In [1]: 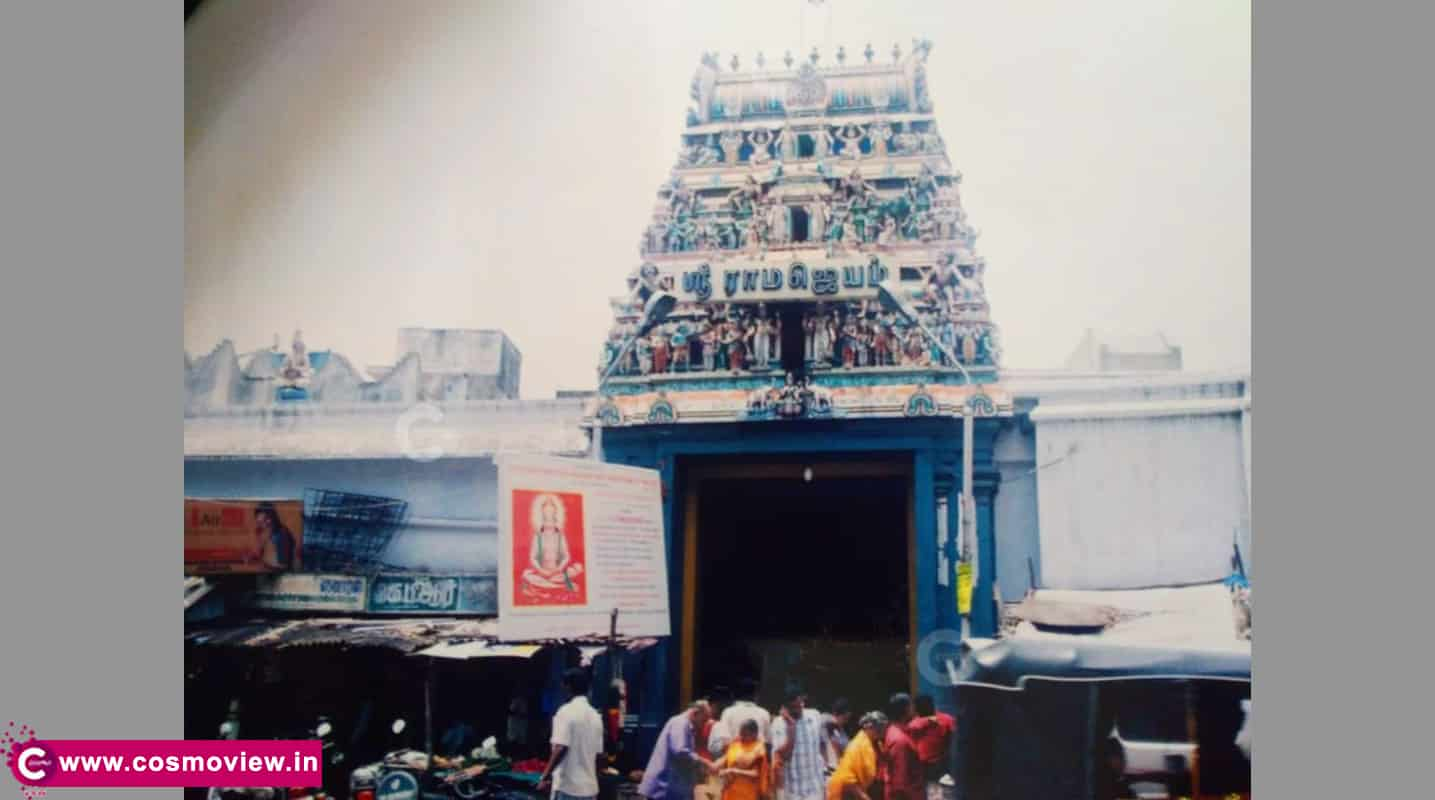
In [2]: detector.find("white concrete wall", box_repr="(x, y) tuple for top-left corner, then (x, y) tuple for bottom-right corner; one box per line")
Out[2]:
(1032, 411), (1248, 589)
(993, 420), (1041, 600)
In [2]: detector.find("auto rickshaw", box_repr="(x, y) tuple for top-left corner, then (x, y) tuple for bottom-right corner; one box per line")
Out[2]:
(949, 636), (1252, 800)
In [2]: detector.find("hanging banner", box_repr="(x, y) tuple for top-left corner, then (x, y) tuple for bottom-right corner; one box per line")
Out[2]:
(496, 455), (670, 641)
(366, 574), (497, 615)
(249, 574), (368, 613)
(184, 498), (304, 575)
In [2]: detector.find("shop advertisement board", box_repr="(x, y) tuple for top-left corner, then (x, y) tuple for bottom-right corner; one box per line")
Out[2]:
(248, 574), (368, 613)
(184, 498), (304, 575)
(496, 455), (670, 641)
(366, 573), (497, 615)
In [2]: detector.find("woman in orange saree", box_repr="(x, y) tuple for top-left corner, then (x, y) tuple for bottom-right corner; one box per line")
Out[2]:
(720, 720), (770, 800)
(826, 712), (887, 800)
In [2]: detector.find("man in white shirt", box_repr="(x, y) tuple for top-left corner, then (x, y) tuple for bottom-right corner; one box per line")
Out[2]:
(708, 678), (772, 757)
(539, 668), (606, 800)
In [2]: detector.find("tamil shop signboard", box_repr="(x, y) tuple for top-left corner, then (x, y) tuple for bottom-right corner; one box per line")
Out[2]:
(248, 574), (368, 613)
(366, 574), (497, 615)
(184, 498), (304, 575)
(496, 455), (670, 641)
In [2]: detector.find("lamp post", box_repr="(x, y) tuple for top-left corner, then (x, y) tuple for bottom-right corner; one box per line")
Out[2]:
(875, 280), (979, 630)
(591, 289), (678, 461)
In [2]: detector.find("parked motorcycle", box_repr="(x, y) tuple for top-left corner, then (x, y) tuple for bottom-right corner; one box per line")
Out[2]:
(350, 721), (537, 800)
(286, 717), (345, 800)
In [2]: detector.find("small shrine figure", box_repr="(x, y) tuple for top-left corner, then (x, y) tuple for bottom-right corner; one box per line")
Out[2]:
(910, 162), (940, 211)
(744, 317), (763, 370)
(671, 324), (690, 372)
(751, 306), (772, 369)
(764, 197), (790, 245)
(722, 322), (746, 372)
(775, 124), (799, 162)
(855, 321), (872, 367)
(826, 311), (841, 366)
(700, 321), (718, 372)
(932, 198), (962, 240)
(720, 128), (744, 163)
(279, 329), (311, 386)
(915, 210), (938, 243)
(961, 328), (979, 365)
(748, 128), (774, 165)
(668, 177), (697, 217)
(840, 318), (859, 368)
(877, 214), (899, 249)
(874, 318), (894, 366)
(743, 218), (765, 255)
(939, 320), (958, 366)
(808, 195), (830, 246)
(728, 174), (764, 219)
(868, 120), (894, 157)
(635, 333), (654, 375)
(651, 326), (671, 374)
(836, 123), (866, 160)
(776, 372), (804, 418)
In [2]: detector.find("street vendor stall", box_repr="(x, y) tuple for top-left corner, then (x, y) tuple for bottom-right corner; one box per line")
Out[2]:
(185, 616), (656, 799)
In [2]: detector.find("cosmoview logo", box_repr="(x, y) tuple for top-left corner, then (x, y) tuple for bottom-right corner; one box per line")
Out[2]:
(14, 746), (53, 784)
(3, 722), (52, 799)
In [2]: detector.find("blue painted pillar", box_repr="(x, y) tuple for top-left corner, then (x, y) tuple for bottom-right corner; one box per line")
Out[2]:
(969, 485), (999, 637)
(913, 450), (941, 700)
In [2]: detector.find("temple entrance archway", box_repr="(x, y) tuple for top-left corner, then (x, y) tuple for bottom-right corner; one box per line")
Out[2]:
(680, 456), (914, 714)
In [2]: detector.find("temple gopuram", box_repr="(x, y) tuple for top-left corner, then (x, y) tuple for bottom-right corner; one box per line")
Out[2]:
(593, 40), (1009, 426)
(589, 41), (1016, 717)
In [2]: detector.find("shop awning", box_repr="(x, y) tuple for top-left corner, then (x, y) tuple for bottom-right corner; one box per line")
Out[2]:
(415, 641), (543, 660)
(185, 616), (660, 656)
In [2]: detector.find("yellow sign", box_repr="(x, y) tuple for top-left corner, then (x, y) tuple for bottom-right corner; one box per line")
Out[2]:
(956, 561), (973, 615)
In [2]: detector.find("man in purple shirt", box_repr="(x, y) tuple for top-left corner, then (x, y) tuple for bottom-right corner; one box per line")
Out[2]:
(639, 701), (714, 800)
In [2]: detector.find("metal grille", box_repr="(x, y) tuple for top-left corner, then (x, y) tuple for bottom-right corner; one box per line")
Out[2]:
(301, 488), (409, 573)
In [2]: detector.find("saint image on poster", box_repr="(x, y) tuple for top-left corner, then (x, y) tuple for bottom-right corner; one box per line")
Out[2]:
(513, 490), (587, 606)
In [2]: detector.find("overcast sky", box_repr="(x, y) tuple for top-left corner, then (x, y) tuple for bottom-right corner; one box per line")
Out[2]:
(185, 0), (1249, 398)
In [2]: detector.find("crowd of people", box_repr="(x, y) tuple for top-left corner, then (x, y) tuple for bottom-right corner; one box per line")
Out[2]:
(636, 679), (955, 800)
(527, 669), (956, 800)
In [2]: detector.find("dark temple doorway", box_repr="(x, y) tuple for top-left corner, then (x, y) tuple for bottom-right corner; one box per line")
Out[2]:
(691, 467), (911, 716)
(778, 307), (805, 375)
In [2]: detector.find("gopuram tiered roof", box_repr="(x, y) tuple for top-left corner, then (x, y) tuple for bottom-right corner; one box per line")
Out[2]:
(593, 41), (1013, 426)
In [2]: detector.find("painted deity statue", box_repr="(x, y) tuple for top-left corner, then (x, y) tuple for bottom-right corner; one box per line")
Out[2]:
(877, 214), (899, 248)
(671, 324), (690, 372)
(279, 329), (311, 386)
(719, 128), (744, 164)
(868, 120), (894, 157)
(765, 197), (790, 245)
(808, 195), (830, 246)
(700, 321), (718, 372)
(748, 128), (774, 165)
(651, 326), (671, 373)
(728, 174), (764, 219)
(752, 306), (772, 369)
(910, 163), (940, 211)
(836, 123), (865, 160)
